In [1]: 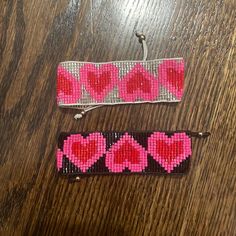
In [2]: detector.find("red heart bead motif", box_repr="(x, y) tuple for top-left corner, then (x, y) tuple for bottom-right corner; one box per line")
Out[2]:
(119, 63), (158, 102)
(87, 71), (112, 94)
(72, 140), (97, 164)
(106, 133), (148, 172)
(126, 72), (151, 94)
(57, 74), (73, 95)
(148, 132), (191, 173)
(166, 68), (184, 92)
(156, 140), (184, 164)
(80, 64), (119, 102)
(63, 133), (106, 172)
(57, 65), (81, 104)
(158, 59), (184, 99)
(113, 142), (140, 164)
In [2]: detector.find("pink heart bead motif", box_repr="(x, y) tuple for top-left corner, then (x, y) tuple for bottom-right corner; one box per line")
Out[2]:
(118, 63), (158, 102)
(63, 133), (106, 172)
(148, 132), (191, 173)
(106, 133), (148, 172)
(80, 63), (119, 102)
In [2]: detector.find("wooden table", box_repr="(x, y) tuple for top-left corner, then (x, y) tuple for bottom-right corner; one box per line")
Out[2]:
(1, 0), (235, 235)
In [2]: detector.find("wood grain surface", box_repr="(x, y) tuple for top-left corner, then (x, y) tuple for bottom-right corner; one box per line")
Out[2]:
(0, 0), (236, 235)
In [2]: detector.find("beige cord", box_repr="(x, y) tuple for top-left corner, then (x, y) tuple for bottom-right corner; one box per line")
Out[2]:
(74, 33), (148, 120)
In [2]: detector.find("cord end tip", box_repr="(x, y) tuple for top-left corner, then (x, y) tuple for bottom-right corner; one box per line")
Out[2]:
(74, 113), (83, 120)
(198, 132), (211, 138)
(135, 32), (146, 43)
(188, 131), (211, 138)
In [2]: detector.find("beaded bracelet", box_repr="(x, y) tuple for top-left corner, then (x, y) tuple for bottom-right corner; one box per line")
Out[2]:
(57, 131), (210, 181)
(57, 33), (184, 119)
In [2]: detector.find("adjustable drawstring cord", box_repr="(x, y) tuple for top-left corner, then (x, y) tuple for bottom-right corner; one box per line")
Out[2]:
(74, 32), (148, 120)
(135, 32), (148, 61)
(74, 105), (101, 120)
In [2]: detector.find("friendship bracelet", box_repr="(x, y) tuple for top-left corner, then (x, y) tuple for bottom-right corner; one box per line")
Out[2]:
(57, 33), (185, 119)
(57, 131), (210, 181)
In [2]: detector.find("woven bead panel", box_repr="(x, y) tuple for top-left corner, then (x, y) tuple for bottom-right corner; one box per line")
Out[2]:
(57, 58), (184, 106)
(57, 131), (192, 176)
